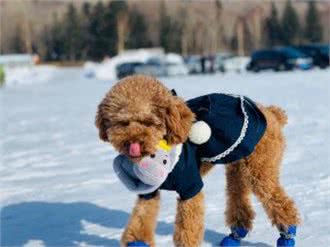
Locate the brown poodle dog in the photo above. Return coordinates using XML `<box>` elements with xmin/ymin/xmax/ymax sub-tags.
<box><xmin>95</xmin><ymin>75</ymin><xmax>300</xmax><ymax>247</ymax></box>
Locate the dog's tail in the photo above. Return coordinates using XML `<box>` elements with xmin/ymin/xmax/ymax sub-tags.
<box><xmin>267</xmin><ymin>105</ymin><xmax>288</xmax><ymax>126</ymax></box>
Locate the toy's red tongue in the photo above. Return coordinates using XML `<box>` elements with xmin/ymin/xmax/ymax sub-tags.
<box><xmin>129</xmin><ymin>143</ymin><xmax>141</xmax><ymax>157</ymax></box>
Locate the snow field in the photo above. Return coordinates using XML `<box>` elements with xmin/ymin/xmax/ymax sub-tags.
<box><xmin>1</xmin><ymin>68</ymin><xmax>329</xmax><ymax>246</ymax></box>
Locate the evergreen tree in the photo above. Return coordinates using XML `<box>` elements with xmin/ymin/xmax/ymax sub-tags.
<box><xmin>40</xmin><ymin>26</ymin><xmax>52</xmax><ymax>60</ymax></box>
<box><xmin>281</xmin><ymin>0</ymin><xmax>300</xmax><ymax>45</ymax></box>
<box><xmin>63</xmin><ymin>3</ymin><xmax>83</xmax><ymax>60</ymax></box>
<box><xmin>159</xmin><ymin>1</ymin><xmax>170</xmax><ymax>51</ymax></box>
<box><xmin>264</xmin><ymin>2</ymin><xmax>281</xmax><ymax>47</ymax></box>
<box><xmin>103</xmin><ymin>0</ymin><xmax>129</xmax><ymax>56</ymax></box>
<box><xmin>126</xmin><ymin>7</ymin><xmax>151</xmax><ymax>49</ymax></box>
<box><xmin>10</xmin><ymin>25</ymin><xmax>25</xmax><ymax>53</ymax></box>
<box><xmin>82</xmin><ymin>1</ymin><xmax>91</xmax><ymax>16</ymax></box>
<box><xmin>50</xmin><ymin>13</ymin><xmax>65</xmax><ymax>60</ymax></box>
<box><xmin>40</xmin><ymin>13</ymin><xmax>65</xmax><ymax>61</ymax></box>
<box><xmin>304</xmin><ymin>1</ymin><xmax>323</xmax><ymax>43</ymax></box>
<box><xmin>88</xmin><ymin>1</ymin><xmax>107</xmax><ymax>60</ymax></box>
<box><xmin>159</xmin><ymin>1</ymin><xmax>182</xmax><ymax>53</ymax></box>
<box><xmin>81</xmin><ymin>2</ymin><xmax>92</xmax><ymax>60</ymax></box>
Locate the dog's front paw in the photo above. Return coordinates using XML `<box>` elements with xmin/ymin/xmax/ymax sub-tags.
<box><xmin>220</xmin><ymin>226</ymin><xmax>248</xmax><ymax>246</ymax></box>
<box><xmin>127</xmin><ymin>241</ymin><xmax>150</xmax><ymax>247</ymax></box>
<box><xmin>277</xmin><ymin>237</ymin><xmax>295</xmax><ymax>247</ymax></box>
<box><xmin>219</xmin><ymin>235</ymin><xmax>241</xmax><ymax>246</ymax></box>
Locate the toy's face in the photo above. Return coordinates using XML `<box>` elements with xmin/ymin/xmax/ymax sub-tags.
<box><xmin>140</xmin><ymin>149</ymin><xmax>170</xmax><ymax>175</ymax></box>
<box><xmin>133</xmin><ymin>149</ymin><xmax>172</xmax><ymax>185</ymax></box>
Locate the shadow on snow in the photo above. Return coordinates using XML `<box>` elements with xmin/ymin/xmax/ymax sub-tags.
<box><xmin>1</xmin><ymin>202</ymin><xmax>271</xmax><ymax>247</ymax></box>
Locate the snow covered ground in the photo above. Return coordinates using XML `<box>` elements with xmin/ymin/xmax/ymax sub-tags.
<box><xmin>4</xmin><ymin>65</ymin><xmax>57</xmax><ymax>86</ymax></box>
<box><xmin>1</xmin><ymin>68</ymin><xmax>329</xmax><ymax>247</ymax></box>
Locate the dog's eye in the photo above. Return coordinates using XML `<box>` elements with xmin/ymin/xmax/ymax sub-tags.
<box><xmin>136</xmin><ymin>120</ymin><xmax>153</xmax><ymax>127</ymax></box>
<box><xmin>144</xmin><ymin>121</ymin><xmax>153</xmax><ymax>127</ymax></box>
<box><xmin>119</xmin><ymin>121</ymin><xmax>129</xmax><ymax>127</ymax></box>
<box><xmin>103</xmin><ymin>119</ymin><xmax>112</xmax><ymax>128</ymax></box>
<box><xmin>150</xmin><ymin>154</ymin><xmax>155</xmax><ymax>158</ymax></box>
<box><xmin>163</xmin><ymin>160</ymin><xmax>167</xmax><ymax>165</ymax></box>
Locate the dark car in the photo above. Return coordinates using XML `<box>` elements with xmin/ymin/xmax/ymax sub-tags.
<box><xmin>116</xmin><ymin>59</ymin><xmax>166</xmax><ymax>79</ymax></box>
<box><xmin>184</xmin><ymin>55</ymin><xmax>202</xmax><ymax>74</ymax></box>
<box><xmin>247</xmin><ymin>48</ymin><xmax>313</xmax><ymax>72</ymax></box>
<box><xmin>318</xmin><ymin>44</ymin><xmax>330</xmax><ymax>57</ymax></box>
<box><xmin>116</xmin><ymin>62</ymin><xmax>144</xmax><ymax>79</ymax></box>
<box><xmin>135</xmin><ymin>58</ymin><xmax>166</xmax><ymax>77</ymax></box>
<box><xmin>293</xmin><ymin>44</ymin><xmax>329</xmax><ymax>69</ymax></box>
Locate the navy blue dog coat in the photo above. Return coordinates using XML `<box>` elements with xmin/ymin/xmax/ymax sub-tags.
<box><xmin>141</xmin><ymin>93</ymin><xmax>267</xmax><ymax>200</ymax></box>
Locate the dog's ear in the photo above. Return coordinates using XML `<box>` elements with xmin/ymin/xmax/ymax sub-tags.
<box><xmin>164</xmin><ymin>96</ymin><xmax>194</xmax><ymax>144</ymax></box>
<box><xmin>95</xmin><ymin>103</ymin><xmax>112</xmax><ymax>142</ymax></box>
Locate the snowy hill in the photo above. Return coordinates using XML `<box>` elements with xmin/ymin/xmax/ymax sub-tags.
<box><xmin>1</xmin><ymin>69</ymin><xmax>329</xmax><ymax>246</ymax></box>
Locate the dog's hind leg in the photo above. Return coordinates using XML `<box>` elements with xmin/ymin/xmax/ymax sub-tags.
<box><xmin>174</xmin><ymin>191</ymin><xmax>205</xmax><ymax>247</ymax></box>
<box><xmin>252</xmin><ymin>178</ymin><xmax>300</xmax><ymax>225</ymax></box>
<box><xmin>248</xmin><ymin>165</ymin><xmax>300</xmax><ymax>247</ymax></box>
<box><xmin>246</xmin><ymin>112</ymin><xmax>300</xmax><ymax>228</ymax></box>
<box><xmin>249</xmin><ymin>168</ymin><xmax>300</xmax><ymax>228</ymax></box>
<box><xmin>244</xmin><ymin>112</ymin><xmax>300</xmax><ymax>246</ymax></box>
<box><xmin>121</xmin><ymin>192</ymin><xmax>160</xmax><ymax>247</ymax></box>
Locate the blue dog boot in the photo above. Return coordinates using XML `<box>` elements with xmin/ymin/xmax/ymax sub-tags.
<box><xmin>220</xmin><ymin>236</ymin><xmax>240</xmax><ymax>247</ymax></box>
<box><xmin>277</xmin><ymin>225</ymin><xmax>297</xmax><ymax>247</ymax></box>
<box><xmin>277</xmin><ymin>238</ymin><xmax>295</xmax><ymax>247</ymax></box>
<box><xmin>127</xmin><ymin>241</ymin><xmax>149</xmax><ymax>247</ymax></box>
<box><xmin>220</xmin><ymin>226</ymin><xmax>248</xmax><ymax>246</ymax></box>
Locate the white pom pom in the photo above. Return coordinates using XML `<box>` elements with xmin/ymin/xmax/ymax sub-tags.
<box><xmin>189</xmin><ymin>121</ymin><xmax>211</xmax><ymax>145</ymax></box>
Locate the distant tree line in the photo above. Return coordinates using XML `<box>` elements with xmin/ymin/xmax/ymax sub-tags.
<box><xmin>10</xmin><ymin>0</ymin><xmax>325</xmax><ymax>62</ymax></box>
<box><xmin>264</xmin><ymin>1</ymin><xmax>323</xmax><ymax>48</ymax></box>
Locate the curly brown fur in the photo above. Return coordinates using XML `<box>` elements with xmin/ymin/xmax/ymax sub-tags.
<box><xmin>200</xmin><ymin>162</ymin><xmax>214</xmax><ymax>177</ymax></box>
<box><xmin>121</xmin><ymin>193</ymin><xmax>160</xmax><ymax>247</ymax></box>
<box><xmin>174</xmin><ymin>191</ymin><xmax>205</xmax><ymax>247</ymax></box>
<box><xmin>225</xmin><ymin>159</ymin><xmax>256</xmax><ymax>230</ymax></box>
<box><xmin>96</xmin><ymin>75</ymin><xmax>300</xmax><ymax>246</ymax></box>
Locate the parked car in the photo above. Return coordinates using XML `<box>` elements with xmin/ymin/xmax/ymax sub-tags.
<box><xmin>165</xmin><ymin>53</ymin><xmax>189</xmax><ymax>76</ymax></box>
<box><xmin>184</xmin><ymin>55</ymin><xmax>217</xmax><ymax>74</ymax></box>
<box><xmin>184</xmin><ymin>55</ymin><xmax>202</xmax><ymax>74</ymax></box>
<box><xmin>293</xmin><ymin>44</ymin><xmax>329</xmax><ymax>69</ymax></box>
<box><xmin>222</xmin><ymin>56</ymin><xmax>251</xmax><ymax>73</ymax></box>
<box><xmin>83</xmin><ymin>61</ymin><xmax>98</xmax><ymax>78</ymax></box>
<box><xmin>116</xmin><ymin>57</ymin><xmax>167</xmax><ymax>79</ymax></box>
<box><xmin>276</xmin><ymin>47</ymin><xmax>314</xmax><ymax>70</ymax></box>
<box><xmin>214</xmin><ymin>53</ymin><xmax>233</xmax><ymax>72</ymax></box>
<box><xmin>116</xmin><ymin>62</ymin><xmax>144</xmax><ymax>79</ymax></box>
<box><xmin>247</xmin><ymin>48</ymin><xmax>313</xmax><ymax>72</ymax></box>
<box><xmin>136</xmin><ymin>58</ymin><xmax>167</xmax><ymax>77</ymax></box>
<box><xmin>318</xmin><ymin>44</ymin><xmax>330</xmax><ymax>57</ymax></box>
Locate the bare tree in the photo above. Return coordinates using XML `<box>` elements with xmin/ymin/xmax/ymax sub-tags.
<box><xmin>117</xmin><ymin>11</ymin><xmax>129</xmax><ymax>54</ymax></box>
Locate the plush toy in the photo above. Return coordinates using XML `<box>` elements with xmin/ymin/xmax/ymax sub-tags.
<box><xmin>113</xmin><ymin>140</ymin><xmax>178</xmax><ymax>194</ymax></box>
